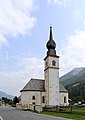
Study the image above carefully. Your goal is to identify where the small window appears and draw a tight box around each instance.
[32,96,35,100]
[64,96,66,103]
[42,96,45,103]
[52,60,56,66]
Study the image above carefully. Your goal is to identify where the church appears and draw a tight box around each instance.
[18,26,69,112]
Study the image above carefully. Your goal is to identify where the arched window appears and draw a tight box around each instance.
[64,96,66,103]
[42,96,45,103]
[32,96,35,100]
[52,60,56,66]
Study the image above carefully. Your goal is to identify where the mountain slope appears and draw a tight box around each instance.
[60,67,85,87]
[60,67,85,101]
[68,80,85,100]
[0,91,14,99]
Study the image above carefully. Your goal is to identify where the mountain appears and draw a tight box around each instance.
[60,67,85,101]
[0,91,14,99]
[60,67,85,87]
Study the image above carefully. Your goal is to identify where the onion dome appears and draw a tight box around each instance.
[46,26,56,49]
[46,26,56,56]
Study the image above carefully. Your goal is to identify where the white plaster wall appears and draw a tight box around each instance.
[45,56,59,69]
[44,69,49,105]
[21,91,46,109]
[21,91,29,107]
[29,91,41,105]
[49,68,59,106]
[42,92,46,107]
[44,56,59,106]
[59,92,69,106]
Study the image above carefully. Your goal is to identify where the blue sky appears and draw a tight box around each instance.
[0,0,85,96]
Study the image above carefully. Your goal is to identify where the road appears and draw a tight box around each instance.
[0,106,72,120]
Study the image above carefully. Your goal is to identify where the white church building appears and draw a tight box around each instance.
[19,26,69,112]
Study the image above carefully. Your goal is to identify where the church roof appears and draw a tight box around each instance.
[20,79,45,92]
[59,83,68,93]
[20,79,68,93]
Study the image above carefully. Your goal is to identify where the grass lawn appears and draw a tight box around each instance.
[41,111,85,120]
[73,109,85,112]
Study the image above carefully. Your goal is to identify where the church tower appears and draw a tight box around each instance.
[44,26,60,106]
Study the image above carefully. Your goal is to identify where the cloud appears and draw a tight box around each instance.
[16,55,44,79]
[0,71,28,96]
[60,30,85,76]
[0,55,43,95]
[0,0,36,47]
[0,35,9,47]
[47,0,69,5]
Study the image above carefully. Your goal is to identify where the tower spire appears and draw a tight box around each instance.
[49,26,53,41]
[46,26,56,56]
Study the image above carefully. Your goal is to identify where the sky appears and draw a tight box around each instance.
[0,0,85,96]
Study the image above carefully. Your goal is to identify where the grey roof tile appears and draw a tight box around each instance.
[59,83,68,92]
[21,78,68,93]
[21,78,45,92]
